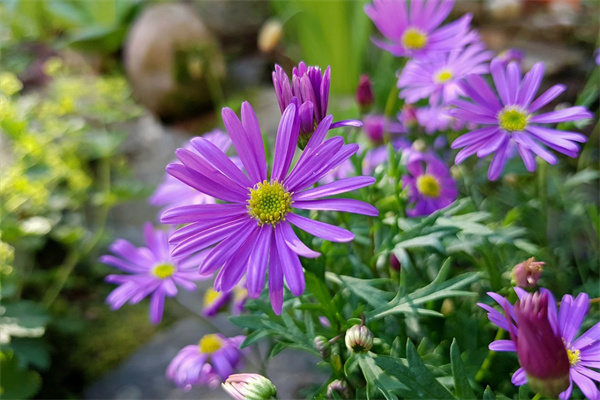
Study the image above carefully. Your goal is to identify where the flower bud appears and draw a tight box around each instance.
[356,74,374,112]
[327,379,351,399]
[345,324,374,353]
[314,335,331,359]
[511,257,544,288]
[512,292,570,399]
[258,19,284,54]
[390,254,401,271]
[222,373,277,400]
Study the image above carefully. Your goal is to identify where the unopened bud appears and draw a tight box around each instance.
[345,324,373,353]
[258,19,284,54]
[314,335,331,359]
[327,379,351,399]
[390,254,401,271]
[222,373,278,400]
[356,74,374,112]
[511,257,544,288]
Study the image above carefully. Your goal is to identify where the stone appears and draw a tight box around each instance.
[123,3,225,122]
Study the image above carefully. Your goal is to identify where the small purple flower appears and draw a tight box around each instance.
[167,334,245,390]
[161,102,378,314]
[202,287,233,317]
[363,114,406,144]
[397,41,493,105]
[100,223,208,324]
[415,104,466,134]
[149,130,233,214]
[495,48,525,68]
[402,152,458,217]
[272,62,362,148]
[365,0,474,58]
[479,288,600,400]
[451,59,593,180]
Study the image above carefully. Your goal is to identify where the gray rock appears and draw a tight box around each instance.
[123,3,226,121]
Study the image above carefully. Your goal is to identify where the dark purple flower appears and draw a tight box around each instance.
[451,59,593,180]
[365,0,474,58]
[397,41,492,105]
[513,292,571,398]
[479,288,600,400]
[402,152,458,217]
[272,62,362,148]
[161,102,378,314]
[100,223,208,324]
[167,334,245,390]
[356,74,375,112]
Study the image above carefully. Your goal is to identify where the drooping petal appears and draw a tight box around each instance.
[293,198,379,216]
[287,213,354,242]
[275,227,305,296]
[268,245,284,315]
[278,221,320,258]
[149,287,166,324]
[246,226,272,298]
[293,176,376,201]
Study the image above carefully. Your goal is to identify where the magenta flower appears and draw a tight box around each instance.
[450,59,593,180]
[479,288,600,400]
[167,334,245,390]
[365,0,473,58]
[363,114,406,144]
[161,102,378,314]
[356,74,375,112]
[149,130,233,213]
[402,152,458,217]
[397,41,492,105]
[272,62,362,147]
[100,223,208,324]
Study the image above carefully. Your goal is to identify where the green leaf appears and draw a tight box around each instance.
[483,386,497,400]
[357,354,402,400]
[0,301,50,343]
[0,351,41,399]
[450,340,476,399]
[334,274,394,308]
[3,338,50,370]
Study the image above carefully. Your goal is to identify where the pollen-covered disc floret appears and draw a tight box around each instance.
[434,68,453,84]
[248,180,292,226]
[566,347,580,366]
[402,27,428,50]
[199,333,223,354]
[416,174,441,198]
[152,263,176,279]
[498,107,529,132]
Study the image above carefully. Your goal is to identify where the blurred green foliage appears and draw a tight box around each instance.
[0,60,145,398]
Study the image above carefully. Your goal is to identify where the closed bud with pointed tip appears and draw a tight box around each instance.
[327,379,351,399]
[314,335,331,359]
[345,324,373,353]
[356,74,374,112]
[222,373,277,400]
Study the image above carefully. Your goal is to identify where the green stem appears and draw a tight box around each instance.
[475,328,505,382]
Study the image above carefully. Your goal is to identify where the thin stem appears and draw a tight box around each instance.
[475,328,505,382]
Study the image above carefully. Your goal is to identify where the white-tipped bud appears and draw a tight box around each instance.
[314,335,331,359]
[258,19,283,54]
[345,324,374,353]
[222,373,277,400]
[327,379,351,399]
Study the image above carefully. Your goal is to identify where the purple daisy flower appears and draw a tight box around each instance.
[450,59,593,180]
[167,334,245,390]
[149,130,233,214]
[161,101,378,314]
[363,114,406,144]
[415,104,467,134]
[402,151,457,217]
[397,41,493,105]
[202,287,233,317]
[479,288,600,400]
[100,222,208,324]
[272,62,362,148]
[365,0,474,58]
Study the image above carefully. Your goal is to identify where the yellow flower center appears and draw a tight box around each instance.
[498,107,529,132]
[416,174,441,198]
[247,180,292,226]
[152,263,175,279]
[203,288,221,306]
[434,69,453,84]
[567,348,580,366]
[402,28,428,50]
[198,334,223,354]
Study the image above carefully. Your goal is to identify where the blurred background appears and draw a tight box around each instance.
[0,0,598,399]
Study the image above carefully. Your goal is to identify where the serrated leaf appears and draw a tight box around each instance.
[357,354,402,400]
[336,275,394,308]
[450,340,476,399]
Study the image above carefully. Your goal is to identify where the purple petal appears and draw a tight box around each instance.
[190,136,253,188]
[271,103,299,182]
[287,212,354,242]
[212,352,234,380]
[489,339,516,352]
[462,73,502,112]
[517,62,544,107]
[168,215,247,245]
[330,119,363,129]
[171,217,248,258]
[293,198,379,216]
[278,220,320,258]
[571,369,600,400]
[529,84,566,113]
[214,228,258,293]
[222,106,263,183]
[505,62,521,104]
[451,126,502,149]
[476,131,509,158]
[559,292,589,344]
[161,204,248,225]
[488,137,510,181]
[268,245,284,315]
[293,176,375,201]
[573,322,600,349]
[516,144,536,172]
[490,58,510,106]
[285,137,345,191]
[199,220,257,275]
[241,102,268,181]
[512,132,558,164]
[511,367,527,386]
[166,163,245,203]
[530,106,593,124]
[275,227,305,296]
[246,226,272,298]
[149,287,166,324]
